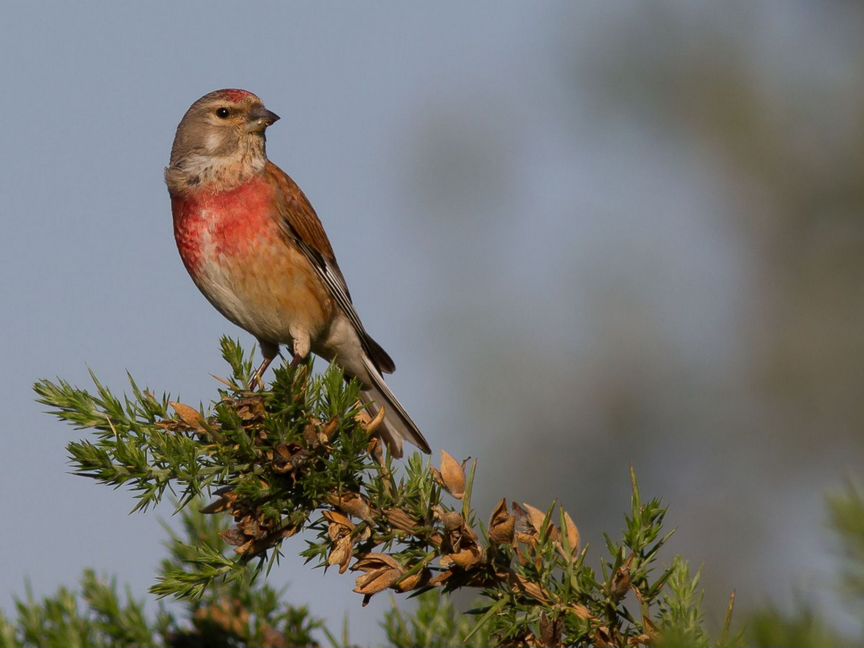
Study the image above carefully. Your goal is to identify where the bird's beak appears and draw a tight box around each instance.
[248,105,280,132]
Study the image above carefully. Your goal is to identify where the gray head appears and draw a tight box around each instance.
[166,89,280,193]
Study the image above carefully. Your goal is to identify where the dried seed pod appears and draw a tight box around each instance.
[367,437,385,465]
[440,510,464,532]
[351,553,402,573]
[385,508,418,533]
[569,604,593,621]
[395,569,429,592]
[201,491,235,514]
[595,626,614,648]
[235,538,255,556]
[521,502,549,536]
[272,458,293,474]
[539,612,563,648]
[611,557,633,600]
[302,421,320,447]
[439,451,466,499]
[220,527,247,546]
[489,498,516,545]
[323,510,354,529]
[364,406,387,435]
[170,402,206,432]
[239,516,261,539]
[354,567,402,595]
[319,417,340,443]
[512,503,538,545]
[234,397,265,422]
[327,522,343,542]
[353,405,373,428]
[514,574,551,604]
[235,531,283,557]
[447,547,482,569]
[327,535,353,574]
[272,443,304,473]
[428,570,453,587]
[327,493,373,523]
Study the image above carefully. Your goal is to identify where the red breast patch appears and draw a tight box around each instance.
[172,177,278,277]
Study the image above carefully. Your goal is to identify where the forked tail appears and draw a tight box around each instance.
[360,356,430,457]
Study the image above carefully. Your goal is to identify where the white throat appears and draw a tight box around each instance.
[166,136,267,195]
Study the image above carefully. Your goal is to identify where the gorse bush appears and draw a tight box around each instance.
[28,336,835,647]
[0,504,324,648]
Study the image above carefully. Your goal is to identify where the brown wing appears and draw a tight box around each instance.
[265,161,396,374]
[265,161,337,263]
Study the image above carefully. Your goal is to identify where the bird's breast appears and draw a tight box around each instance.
[170,177,334,342]
[172,177,277,274]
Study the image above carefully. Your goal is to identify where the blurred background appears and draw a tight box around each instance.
[1,1,863,644]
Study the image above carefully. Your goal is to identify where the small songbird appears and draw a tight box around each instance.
[165,89,430,457]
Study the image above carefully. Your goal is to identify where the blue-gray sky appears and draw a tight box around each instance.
[2,2,862,644]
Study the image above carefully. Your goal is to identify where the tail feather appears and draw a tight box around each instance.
[361,356,430,457]
[364,333,395,374]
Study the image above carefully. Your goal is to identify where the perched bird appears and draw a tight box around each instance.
[166,89,430,457]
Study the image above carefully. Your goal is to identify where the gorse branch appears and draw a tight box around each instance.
[35,338,731,647]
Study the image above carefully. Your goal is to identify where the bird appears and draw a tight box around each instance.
[165,89,430,457]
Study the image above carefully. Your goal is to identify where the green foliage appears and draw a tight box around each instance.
[381,591,492,648]
[34,337,735,647]
[156,504,325,648]
[0,573,152,648]
[827,479,864,604]
[0,505,324,648]
[741,478,864,647]
[654,558,710,648]
[746,605,842,648]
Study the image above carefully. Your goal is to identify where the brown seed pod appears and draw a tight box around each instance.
[354,567,402,595]
[385,508,418,533]
[439,450,466,499]
[327,493,374,523]
[170,402,207,432]
[364,406,387,436]
[327,535,353,574]
[489,498,516,545]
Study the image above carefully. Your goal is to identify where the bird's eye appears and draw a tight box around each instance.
[216,107,231,119]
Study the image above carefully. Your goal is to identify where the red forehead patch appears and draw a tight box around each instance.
[218,89,256,103]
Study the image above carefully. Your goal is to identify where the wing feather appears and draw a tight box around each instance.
[265,162,396,373]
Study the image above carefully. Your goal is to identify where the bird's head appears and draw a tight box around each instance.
[167,89,280,193]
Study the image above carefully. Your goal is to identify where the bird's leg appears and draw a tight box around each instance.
[251,357,273,390]
[290,354,306,367]
[251,341,280,391]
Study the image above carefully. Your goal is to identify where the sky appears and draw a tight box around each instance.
[1,2,862,645]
